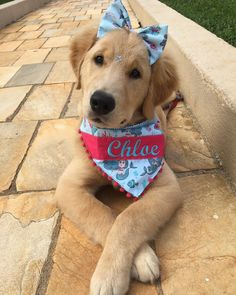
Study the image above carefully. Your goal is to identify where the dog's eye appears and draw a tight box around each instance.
[94,55,104,65]
[129,68,141,79]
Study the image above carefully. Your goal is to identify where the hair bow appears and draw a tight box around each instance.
[97,0,168,65]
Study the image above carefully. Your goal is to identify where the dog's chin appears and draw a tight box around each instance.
[87,115,129,129]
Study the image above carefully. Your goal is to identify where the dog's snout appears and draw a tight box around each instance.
[90,90,115,115]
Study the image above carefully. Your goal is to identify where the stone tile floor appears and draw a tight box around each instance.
[0,0,235,294]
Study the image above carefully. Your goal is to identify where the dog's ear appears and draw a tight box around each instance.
[143,55,178,119]
[70,24,98,89]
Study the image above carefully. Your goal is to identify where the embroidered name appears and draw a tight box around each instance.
[108,139,159,158]
[79,132,165,161]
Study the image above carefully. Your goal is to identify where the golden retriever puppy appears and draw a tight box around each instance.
[56,24,183,295]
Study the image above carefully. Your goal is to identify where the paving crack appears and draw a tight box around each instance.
[0,188,55,197]
[7,120,41,194]
[6,84,36,122]
[36,212,62,295]
[176,168,223,178]
[42,61,55,84]
[0,210,59,228]
[43,47,52,63]
[175,167,236,193]
[59,82,75,118]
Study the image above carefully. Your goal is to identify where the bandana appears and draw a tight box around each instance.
[97,0,168,65]
[79,118,165,200]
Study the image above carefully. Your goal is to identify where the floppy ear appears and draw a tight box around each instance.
[70,24,98,89]
[143,55,178,119]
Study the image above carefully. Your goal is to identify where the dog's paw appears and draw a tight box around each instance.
[90,256,130,295]
[131,244,160,283]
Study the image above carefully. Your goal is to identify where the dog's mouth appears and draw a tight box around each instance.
[89,116,128,128]
[90,116,108,125]
[120,119,127,126]
[92,117,103,124]
[89,116,108,128]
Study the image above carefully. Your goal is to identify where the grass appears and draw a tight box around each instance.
[160,0,236,46]
[0,0,14,4]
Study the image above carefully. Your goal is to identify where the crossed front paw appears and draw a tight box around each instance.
[90,244,160,294]
[90,254,130,295]
[131,243,160,283]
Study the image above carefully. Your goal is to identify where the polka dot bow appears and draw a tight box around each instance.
[97,0,168,65]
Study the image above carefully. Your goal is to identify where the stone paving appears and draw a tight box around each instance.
[0,0,235,294]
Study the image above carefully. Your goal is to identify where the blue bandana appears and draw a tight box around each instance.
[97,0,168,65]
[79,118,165,200]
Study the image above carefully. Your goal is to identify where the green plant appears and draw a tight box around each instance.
[160,0,236,46]
[0,0,15,5]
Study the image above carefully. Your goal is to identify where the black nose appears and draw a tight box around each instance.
[90,90,115,115]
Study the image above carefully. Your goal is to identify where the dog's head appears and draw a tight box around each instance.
[70,24,178,128]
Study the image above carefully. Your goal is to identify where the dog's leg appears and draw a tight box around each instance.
[90,162,183,295]
[57,158,181,293]
[56,158,115,245]
[56,157,157,276]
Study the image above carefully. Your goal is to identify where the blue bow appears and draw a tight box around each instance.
[97,0,168,65]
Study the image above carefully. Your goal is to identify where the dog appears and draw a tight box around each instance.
[56,12,183,295]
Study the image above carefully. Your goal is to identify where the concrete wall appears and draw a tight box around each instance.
[129,0,236,187]
[0,0,51,29]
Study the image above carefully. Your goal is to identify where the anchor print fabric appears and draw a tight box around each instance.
[97,0,168,65]
[79,118,165,199]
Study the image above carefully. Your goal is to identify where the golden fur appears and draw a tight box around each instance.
[56,24,183,295]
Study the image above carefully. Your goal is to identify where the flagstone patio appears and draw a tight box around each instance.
[0,0,235,294]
